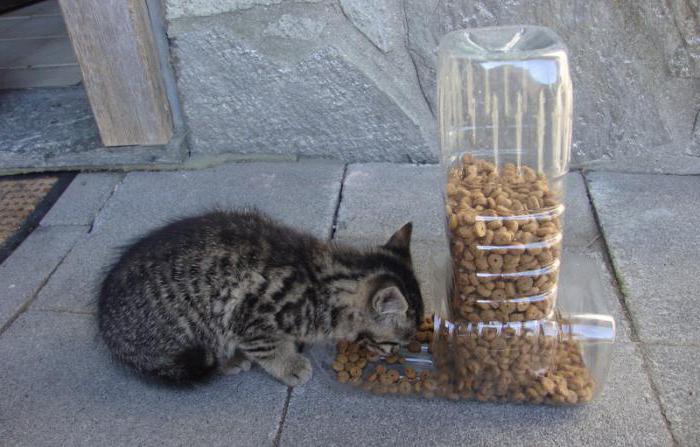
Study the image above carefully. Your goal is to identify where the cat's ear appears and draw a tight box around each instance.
[384,222,412,254]
[372,286,408,315]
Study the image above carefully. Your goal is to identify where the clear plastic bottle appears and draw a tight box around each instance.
[438,26,572,324]
[316,26,615,405]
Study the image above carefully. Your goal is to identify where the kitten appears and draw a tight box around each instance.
[98,210,424,386]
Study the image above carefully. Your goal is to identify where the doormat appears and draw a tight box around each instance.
[0,173,75,265]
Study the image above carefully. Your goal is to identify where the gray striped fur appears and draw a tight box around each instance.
[98,210,424,386]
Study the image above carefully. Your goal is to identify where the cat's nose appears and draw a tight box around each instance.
[402,327,417,340]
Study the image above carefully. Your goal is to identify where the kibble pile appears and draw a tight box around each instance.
[446,155,563,323]
[332,316,595,404]
[433,320,595,404]
[332,317,447,397]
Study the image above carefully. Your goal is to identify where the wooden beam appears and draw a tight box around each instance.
[58,0,173,146]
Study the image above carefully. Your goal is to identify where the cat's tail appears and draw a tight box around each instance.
[150,346,219,383]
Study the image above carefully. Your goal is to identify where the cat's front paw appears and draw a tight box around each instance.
[219,352,252,376]
[280,354,312,387]
[220,359,252,376]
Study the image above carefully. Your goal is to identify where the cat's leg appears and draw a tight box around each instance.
[219,350,252,376]
[239,338,312,386]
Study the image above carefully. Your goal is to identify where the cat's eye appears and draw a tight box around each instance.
[356,333,400,355]
[364,342,397,356]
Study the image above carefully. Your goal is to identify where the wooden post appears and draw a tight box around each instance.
[59,0,173,146]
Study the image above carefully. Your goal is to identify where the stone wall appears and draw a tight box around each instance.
[165,0,700,173]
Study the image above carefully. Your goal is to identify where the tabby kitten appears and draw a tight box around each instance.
[98,210,424,386]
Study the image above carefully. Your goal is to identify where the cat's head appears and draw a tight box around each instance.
[333,223,424,354]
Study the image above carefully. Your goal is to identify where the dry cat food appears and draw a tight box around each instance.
[445,155,563,323]
[430,318,594,404]
[331,315,594,405]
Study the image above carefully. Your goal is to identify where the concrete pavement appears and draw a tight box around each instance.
[0,162,695,446]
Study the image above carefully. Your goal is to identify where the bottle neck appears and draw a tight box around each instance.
[434,313,615,344]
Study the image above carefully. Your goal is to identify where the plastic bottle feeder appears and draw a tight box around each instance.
[316,26,615,405]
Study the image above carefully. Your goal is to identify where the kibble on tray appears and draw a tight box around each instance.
[333,317,443,396]
[445,155,563,323]
[332,315,595,405]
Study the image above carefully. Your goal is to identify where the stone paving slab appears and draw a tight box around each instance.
[281,343,671,446]
[0,310,288,447]
[92,160,343,241]
[0,87,186,174]
[31,231,121,313]
[563,171,599,247]
[33,161,344,312]
[586,172,700,344]
[0,225,85,328]
[645,344,700,445]
[336,164,444,242]
[559,244,631,342]
[41,173,124,227]
[0,87,101,167]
